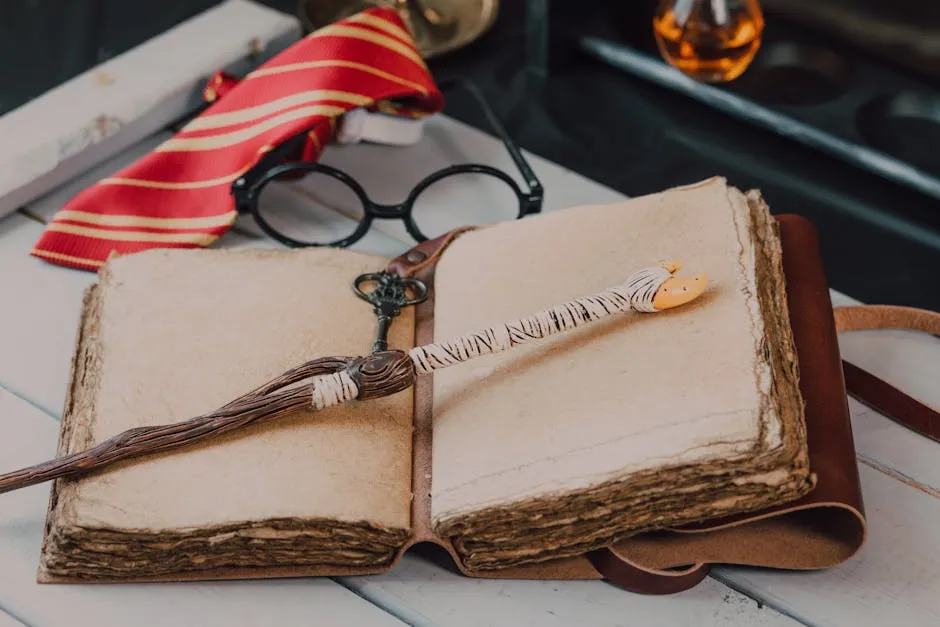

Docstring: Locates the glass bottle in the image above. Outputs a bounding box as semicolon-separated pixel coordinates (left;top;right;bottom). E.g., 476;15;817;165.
653;0;764;83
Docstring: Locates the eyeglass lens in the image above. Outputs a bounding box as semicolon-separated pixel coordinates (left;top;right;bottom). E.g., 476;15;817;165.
408;171;520;240
254;169;366;246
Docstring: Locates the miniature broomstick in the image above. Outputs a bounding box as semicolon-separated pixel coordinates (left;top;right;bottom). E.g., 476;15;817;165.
0;261;706;496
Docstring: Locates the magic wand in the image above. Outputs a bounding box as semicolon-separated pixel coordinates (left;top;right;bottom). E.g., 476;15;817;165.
0;261;705;496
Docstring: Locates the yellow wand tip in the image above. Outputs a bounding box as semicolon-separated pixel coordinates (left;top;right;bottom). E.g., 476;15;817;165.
652;273;708;310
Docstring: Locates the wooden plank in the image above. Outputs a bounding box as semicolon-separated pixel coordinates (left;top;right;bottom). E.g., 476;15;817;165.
24;132;173;223
831;293;939;416
714;463;940;625
830;291;940;491
312;115;626;245
851;397;940;496
0;213;97;417
0;0;300;218
0;612;26;627
339;555;801;627
0;388;405;627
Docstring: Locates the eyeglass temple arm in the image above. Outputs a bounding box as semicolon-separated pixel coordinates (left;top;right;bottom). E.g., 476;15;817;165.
437;77;544;206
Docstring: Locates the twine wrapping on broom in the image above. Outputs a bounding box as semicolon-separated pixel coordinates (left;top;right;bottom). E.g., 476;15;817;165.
409;263;674;375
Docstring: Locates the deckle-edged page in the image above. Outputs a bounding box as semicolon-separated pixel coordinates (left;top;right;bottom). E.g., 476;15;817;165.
42;246;415;579
429;176;810;569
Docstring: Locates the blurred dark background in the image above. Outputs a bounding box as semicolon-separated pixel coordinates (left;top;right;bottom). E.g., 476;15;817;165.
2;0;938;309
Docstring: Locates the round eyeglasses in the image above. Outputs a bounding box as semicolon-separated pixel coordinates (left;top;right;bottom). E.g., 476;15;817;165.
231;78;544;248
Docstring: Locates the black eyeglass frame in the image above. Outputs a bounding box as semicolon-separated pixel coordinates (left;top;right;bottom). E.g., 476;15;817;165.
231;77;544;248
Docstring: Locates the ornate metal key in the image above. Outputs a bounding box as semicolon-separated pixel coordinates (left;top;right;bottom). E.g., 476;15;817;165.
353;271;429;353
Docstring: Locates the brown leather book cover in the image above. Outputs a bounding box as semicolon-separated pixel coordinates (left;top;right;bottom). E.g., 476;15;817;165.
36;180;865;594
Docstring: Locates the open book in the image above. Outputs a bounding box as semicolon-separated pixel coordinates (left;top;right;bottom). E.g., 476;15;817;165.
39;177;865;590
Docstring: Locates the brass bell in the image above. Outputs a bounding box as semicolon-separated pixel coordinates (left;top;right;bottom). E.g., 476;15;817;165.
297;0;500;59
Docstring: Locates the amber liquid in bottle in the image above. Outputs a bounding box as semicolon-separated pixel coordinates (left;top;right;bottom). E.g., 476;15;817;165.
653;1;763;83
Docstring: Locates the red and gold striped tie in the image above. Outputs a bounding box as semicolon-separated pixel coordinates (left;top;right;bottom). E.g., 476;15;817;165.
32;7;444;271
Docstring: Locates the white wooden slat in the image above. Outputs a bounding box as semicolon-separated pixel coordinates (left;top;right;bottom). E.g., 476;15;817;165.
851;396;940;495
714;462;940;626
313;115;626;245
839;327;939;420
833;295;940;418
0;611;26;627
0;388;405;627
0;214;98;417
319;114;625;210
829;291;862;309
24;132;173;223
0;0;299;219
339;556;800;627
3;136;194;415
829;291;940;491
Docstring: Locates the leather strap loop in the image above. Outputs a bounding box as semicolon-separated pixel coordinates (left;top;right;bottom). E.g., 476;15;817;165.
833;304;940;337
587;549;710;595
834;303;940;443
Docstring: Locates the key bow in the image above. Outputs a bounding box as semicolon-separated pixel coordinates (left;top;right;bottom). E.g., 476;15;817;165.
353;271;428;353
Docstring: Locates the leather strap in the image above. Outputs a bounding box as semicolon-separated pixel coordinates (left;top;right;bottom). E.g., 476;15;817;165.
833;304;940;336
587;550;710;595
842;361;940;443
834;304;940;443
387;226;477;277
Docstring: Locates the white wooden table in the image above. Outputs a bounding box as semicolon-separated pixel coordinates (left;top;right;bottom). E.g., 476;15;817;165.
0;115;937;626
